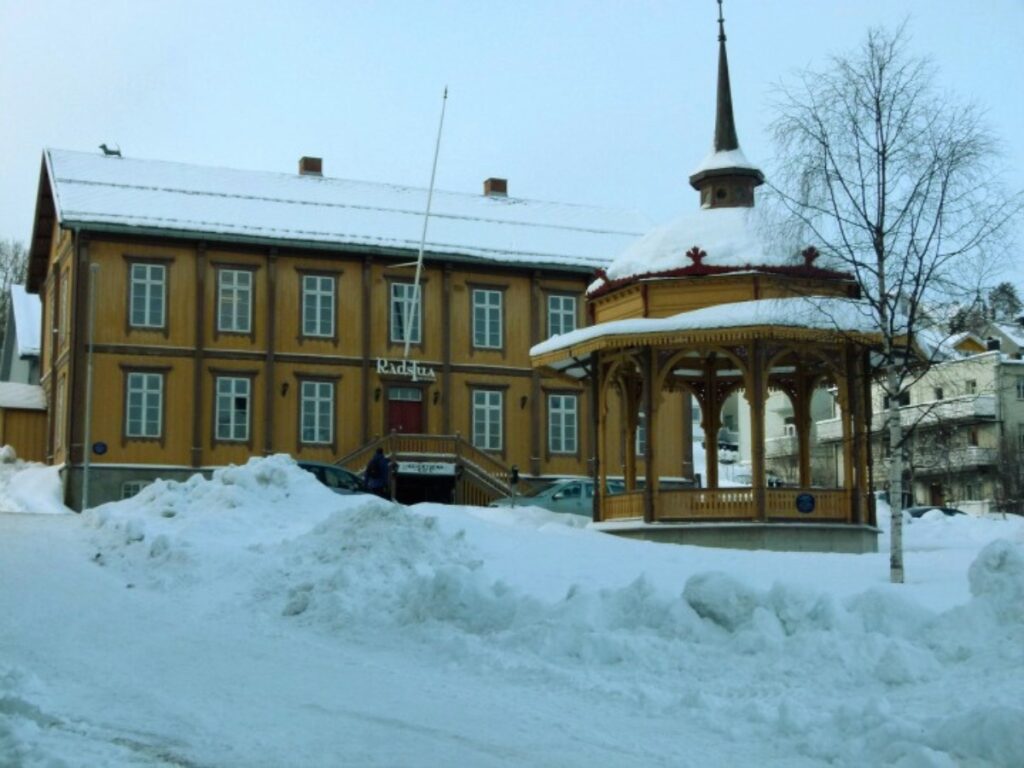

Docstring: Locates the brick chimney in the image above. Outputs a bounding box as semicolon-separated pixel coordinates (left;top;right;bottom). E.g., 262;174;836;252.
483;177;507;197
298;156;323;176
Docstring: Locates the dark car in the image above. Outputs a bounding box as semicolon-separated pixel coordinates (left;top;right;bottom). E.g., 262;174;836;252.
297;461;367;495
904;505;967;518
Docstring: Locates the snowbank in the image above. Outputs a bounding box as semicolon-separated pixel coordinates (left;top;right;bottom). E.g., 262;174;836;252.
0;448;70;515
3;454;1023;766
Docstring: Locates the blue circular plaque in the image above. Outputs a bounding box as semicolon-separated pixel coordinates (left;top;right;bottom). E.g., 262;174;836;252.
795;493;815;514
92;442;108;456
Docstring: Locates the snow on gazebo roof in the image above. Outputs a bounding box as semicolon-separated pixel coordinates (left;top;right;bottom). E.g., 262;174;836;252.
690;147;761;178
531;296;884;371
589;207;769;294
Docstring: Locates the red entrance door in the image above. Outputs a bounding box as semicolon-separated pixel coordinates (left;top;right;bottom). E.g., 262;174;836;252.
387;387;423;433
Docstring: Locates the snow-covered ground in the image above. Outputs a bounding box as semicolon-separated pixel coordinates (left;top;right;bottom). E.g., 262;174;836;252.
2;452;1023;767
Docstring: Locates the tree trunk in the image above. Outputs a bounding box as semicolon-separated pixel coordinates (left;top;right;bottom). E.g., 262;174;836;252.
887;363;904;583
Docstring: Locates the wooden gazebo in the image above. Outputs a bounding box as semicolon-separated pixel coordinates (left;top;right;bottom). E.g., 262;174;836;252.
530;8;881;552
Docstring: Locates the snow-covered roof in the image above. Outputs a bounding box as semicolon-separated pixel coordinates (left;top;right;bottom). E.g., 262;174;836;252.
992;322;1024;350
0;382;46;411
591;207;787;292
9;285;41;358
690;147;760;177
532;297;885;368
42;149;650;272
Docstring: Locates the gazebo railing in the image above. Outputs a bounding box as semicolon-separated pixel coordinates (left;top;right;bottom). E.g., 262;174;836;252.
765;489;850;521
603;490;644;520
656;488;755;520
599;487;855;523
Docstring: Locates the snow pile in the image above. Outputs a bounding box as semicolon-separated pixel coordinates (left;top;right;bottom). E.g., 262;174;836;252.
0;448;70;515
4;454;1024;766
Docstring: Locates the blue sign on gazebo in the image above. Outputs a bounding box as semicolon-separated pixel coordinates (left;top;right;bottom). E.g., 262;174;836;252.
795;493;815;514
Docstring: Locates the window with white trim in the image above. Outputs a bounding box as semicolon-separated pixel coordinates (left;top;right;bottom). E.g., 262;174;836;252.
390;283;421;344
472;289;502;349
125;371;163;438
302;275;335;337
635;410;646;456
121;481;151;500
215;376;250;441
129;263;166;328
217;269;252;333
548;394;578;454
472;389;503;451
300;380;334;444
547;295;577;337
1017;377;1024;400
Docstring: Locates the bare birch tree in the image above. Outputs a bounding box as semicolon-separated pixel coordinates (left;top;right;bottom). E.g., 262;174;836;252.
768;24;1022;582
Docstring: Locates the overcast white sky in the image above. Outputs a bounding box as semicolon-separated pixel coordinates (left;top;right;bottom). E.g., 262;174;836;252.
1;1;1021;273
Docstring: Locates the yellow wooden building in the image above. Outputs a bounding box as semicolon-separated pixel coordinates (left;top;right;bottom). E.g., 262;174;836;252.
25;151;686;507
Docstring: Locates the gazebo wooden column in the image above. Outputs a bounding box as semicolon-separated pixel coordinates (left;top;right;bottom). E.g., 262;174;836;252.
701;353;721;489
746;341;768;520
847;344;870;525
794;363;813;487
642;347;658;523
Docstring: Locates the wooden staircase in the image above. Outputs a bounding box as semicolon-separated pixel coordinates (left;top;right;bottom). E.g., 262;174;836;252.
336;433;533;506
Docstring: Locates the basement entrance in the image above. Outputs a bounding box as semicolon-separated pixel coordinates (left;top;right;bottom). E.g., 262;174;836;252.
393;461;456;504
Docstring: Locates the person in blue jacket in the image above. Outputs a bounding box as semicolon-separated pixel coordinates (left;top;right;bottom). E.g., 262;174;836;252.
364;448;391;499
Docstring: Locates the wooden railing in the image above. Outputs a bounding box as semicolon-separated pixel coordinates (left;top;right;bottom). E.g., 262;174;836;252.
654;488;756;521
603;490;644;520
335;432;536;504
766;489;850;521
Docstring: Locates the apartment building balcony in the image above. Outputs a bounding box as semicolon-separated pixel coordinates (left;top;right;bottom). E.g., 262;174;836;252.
765;433;798;458
815;394;998;443
909;445;999;473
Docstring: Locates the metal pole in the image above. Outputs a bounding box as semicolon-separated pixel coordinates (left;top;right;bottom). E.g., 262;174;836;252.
81;263;99;509
403;87;448;359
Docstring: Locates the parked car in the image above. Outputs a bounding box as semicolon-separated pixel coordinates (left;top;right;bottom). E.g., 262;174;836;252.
904;505;967;518
489;478;625;516
297;461;367;495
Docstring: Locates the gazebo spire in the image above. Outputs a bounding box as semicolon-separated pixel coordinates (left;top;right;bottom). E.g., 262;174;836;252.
689;0;764;205
713;0;740;153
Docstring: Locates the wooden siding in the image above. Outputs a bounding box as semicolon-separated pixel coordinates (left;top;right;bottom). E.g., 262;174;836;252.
0;409;47;462
40;232;598;480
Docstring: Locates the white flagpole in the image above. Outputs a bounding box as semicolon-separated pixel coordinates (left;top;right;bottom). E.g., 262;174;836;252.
404;86;448;359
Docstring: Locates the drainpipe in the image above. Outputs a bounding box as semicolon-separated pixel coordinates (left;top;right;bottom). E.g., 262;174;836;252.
81;262;99;509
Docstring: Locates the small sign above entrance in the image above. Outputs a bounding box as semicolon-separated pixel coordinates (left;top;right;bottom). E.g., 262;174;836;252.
376;358;436;382
397;461;456;476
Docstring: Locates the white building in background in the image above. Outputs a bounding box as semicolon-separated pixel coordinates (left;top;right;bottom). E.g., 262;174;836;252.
0;284;42;385
736;319;1024;515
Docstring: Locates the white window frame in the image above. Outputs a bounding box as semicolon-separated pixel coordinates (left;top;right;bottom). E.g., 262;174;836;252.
301;274;335;338
635;410;646;456
121;480;151;500
547;295;577;337
217;269;253;333
472;289;502;349
548;394;578;454
129;263;167;329
1017;377;1024;400
125;371;163;438
390;283;422;344
300;380;334;445
215;376;251;442
472;389;503;451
